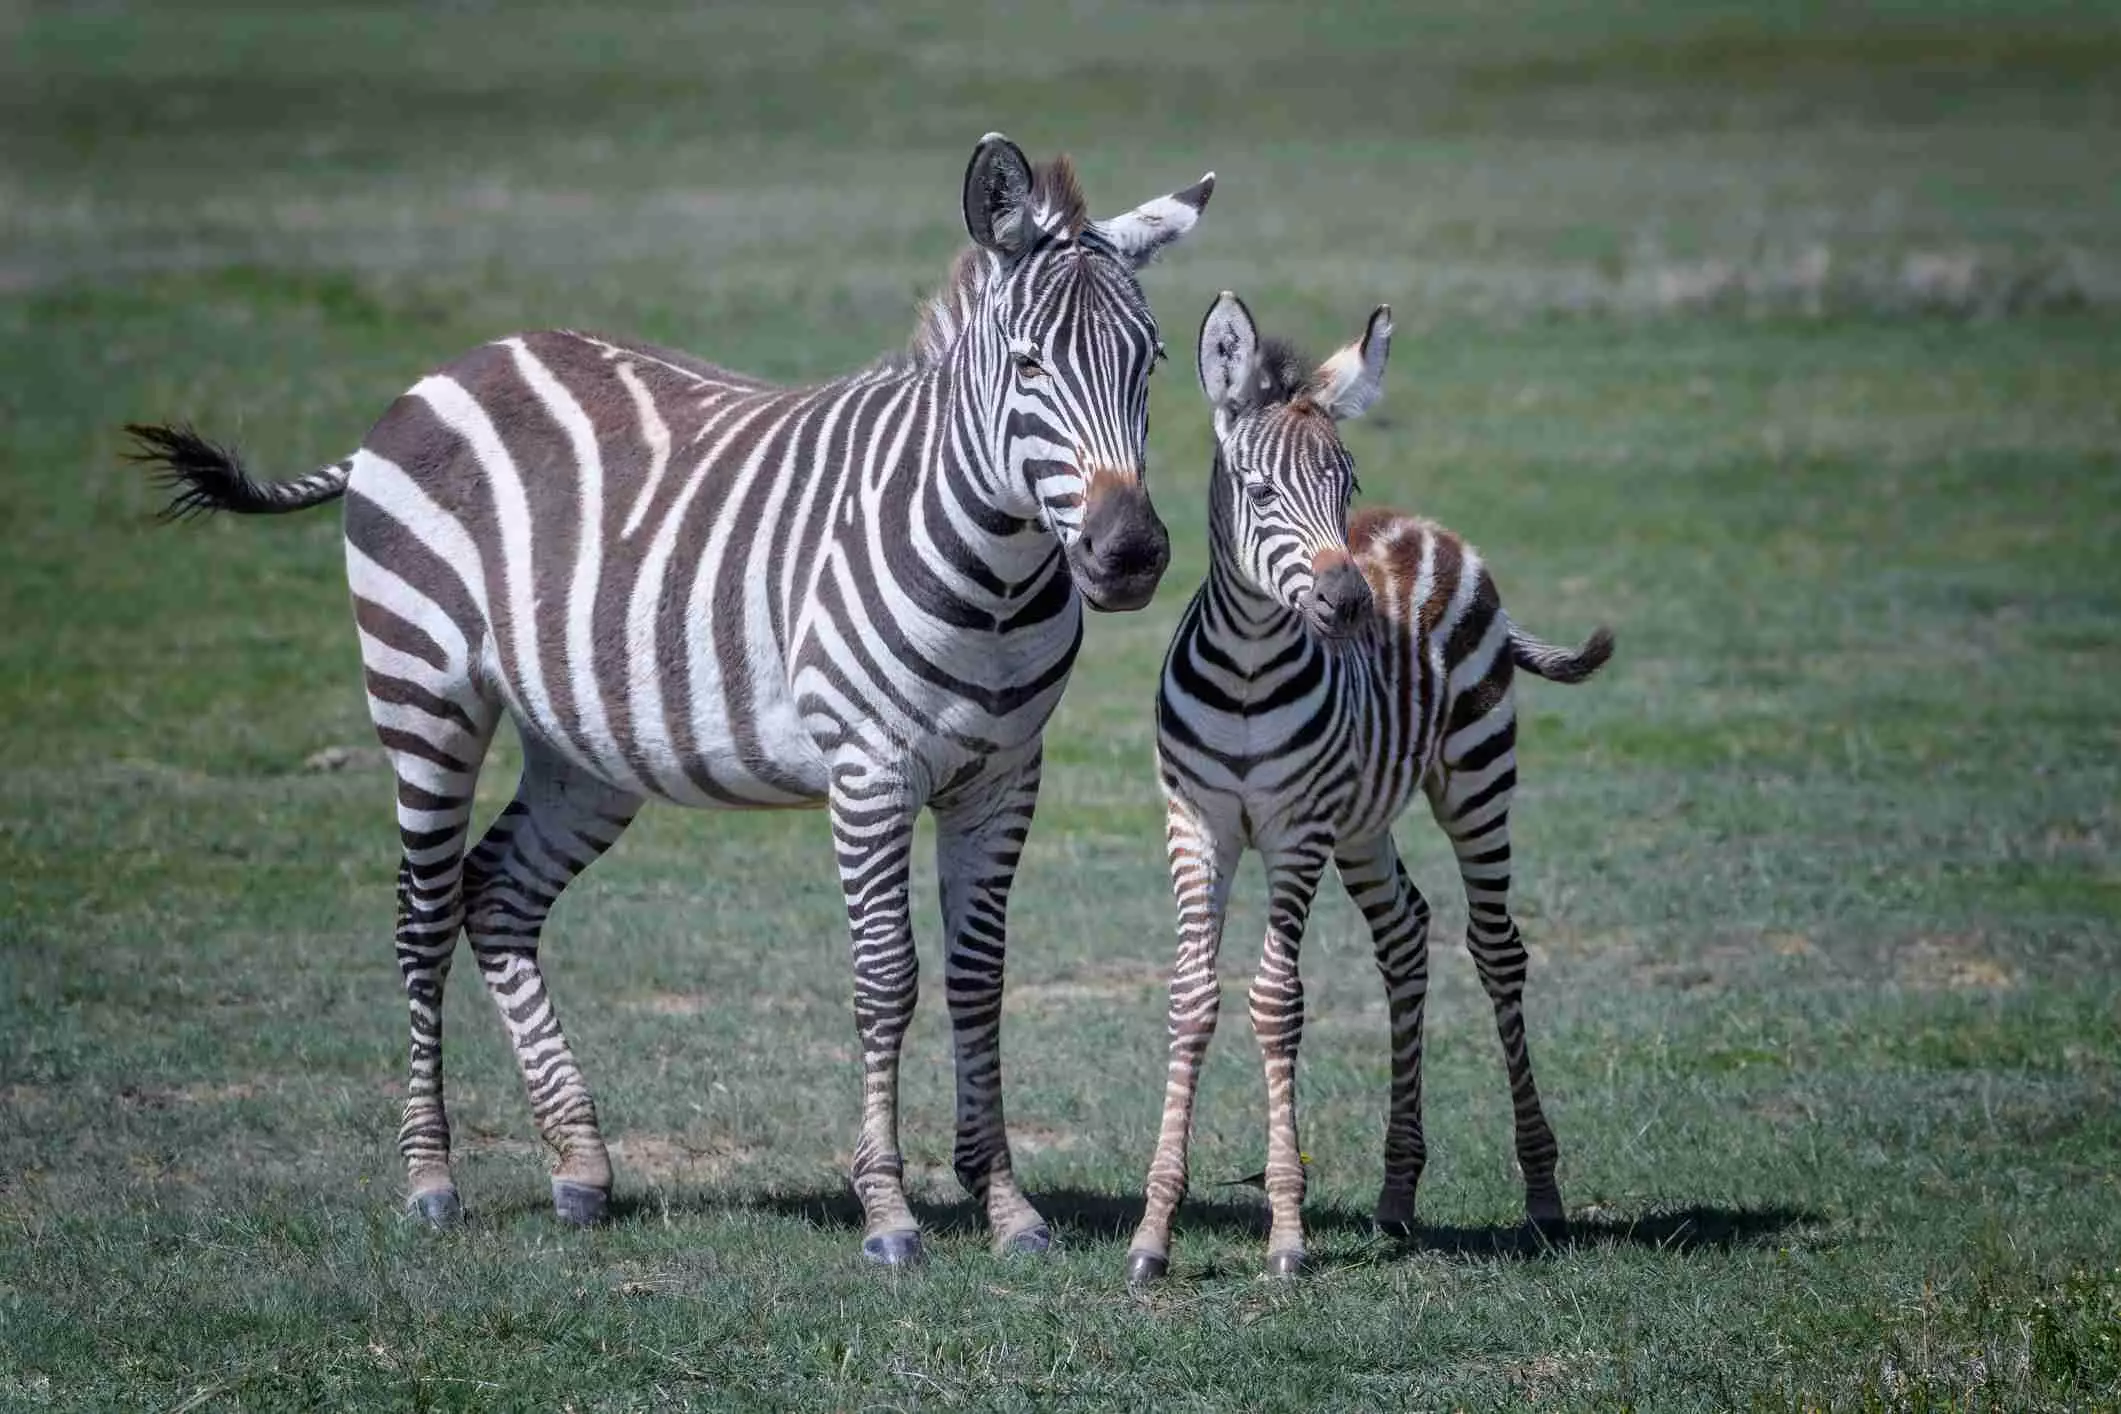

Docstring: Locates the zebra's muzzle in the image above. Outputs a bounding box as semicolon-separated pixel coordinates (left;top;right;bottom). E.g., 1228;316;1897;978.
1069;472;1169;612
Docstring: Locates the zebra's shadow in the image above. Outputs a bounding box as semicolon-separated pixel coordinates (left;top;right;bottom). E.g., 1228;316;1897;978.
617;1185;1823;1265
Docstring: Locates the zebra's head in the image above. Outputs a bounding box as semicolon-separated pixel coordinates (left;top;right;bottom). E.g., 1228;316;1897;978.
959;134;1212;613
1196;292;1394;639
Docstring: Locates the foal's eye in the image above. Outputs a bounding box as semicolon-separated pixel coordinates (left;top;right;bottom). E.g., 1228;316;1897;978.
1245;481;1279;508
1013;351;1045;381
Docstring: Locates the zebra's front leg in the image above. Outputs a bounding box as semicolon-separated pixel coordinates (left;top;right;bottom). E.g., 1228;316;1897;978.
934;747;1052;1256
1336;833;1433;1237
832;774;925;1266
1251;832;1331;1276
1124;804;1237;1285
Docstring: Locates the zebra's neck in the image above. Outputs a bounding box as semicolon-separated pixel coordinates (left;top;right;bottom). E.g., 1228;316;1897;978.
884;322;1060;599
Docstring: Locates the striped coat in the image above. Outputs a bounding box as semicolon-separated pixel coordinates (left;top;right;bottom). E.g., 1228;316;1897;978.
1124;294;1613;1282
131;135;1212;1267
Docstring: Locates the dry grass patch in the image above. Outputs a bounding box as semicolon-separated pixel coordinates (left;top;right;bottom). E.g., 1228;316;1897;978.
1005;962;1169;1015
1894;933;2019;992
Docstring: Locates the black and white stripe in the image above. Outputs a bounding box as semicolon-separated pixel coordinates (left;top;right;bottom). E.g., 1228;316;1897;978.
130;134;1212;1265
1124;294;1614;1283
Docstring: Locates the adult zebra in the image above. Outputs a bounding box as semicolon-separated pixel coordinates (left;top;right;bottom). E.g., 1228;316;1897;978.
1124;294;1612;1283
128;135;1212;1266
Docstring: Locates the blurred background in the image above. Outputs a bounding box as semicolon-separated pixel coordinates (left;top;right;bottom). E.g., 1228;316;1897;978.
3;2;2118;1407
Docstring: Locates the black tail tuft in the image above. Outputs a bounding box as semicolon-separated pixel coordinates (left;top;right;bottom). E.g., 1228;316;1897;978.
1509;623;1615;685
124;422;350;520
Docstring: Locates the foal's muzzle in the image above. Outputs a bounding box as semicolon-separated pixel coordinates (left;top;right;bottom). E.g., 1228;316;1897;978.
1305;555;1372;638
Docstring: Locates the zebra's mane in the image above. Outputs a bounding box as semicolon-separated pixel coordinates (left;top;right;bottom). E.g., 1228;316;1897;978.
903;156;1091;369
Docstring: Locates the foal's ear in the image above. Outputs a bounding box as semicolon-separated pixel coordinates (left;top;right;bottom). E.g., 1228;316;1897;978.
962;133;1036;257
1095;171;1215;270
1198;291;1260;427
1309;304;1393;422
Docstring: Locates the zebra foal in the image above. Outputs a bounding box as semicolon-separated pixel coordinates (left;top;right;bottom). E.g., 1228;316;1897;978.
1124;294;1614;1283
128;134;1212;1267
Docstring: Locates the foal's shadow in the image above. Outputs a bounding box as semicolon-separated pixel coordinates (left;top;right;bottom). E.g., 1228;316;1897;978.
622;1184;1823;1266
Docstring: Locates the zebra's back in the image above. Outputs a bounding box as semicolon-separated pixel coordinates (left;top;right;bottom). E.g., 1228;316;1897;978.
342;329;841;808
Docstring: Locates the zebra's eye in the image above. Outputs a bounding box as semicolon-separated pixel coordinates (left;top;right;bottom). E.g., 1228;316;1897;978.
1013;351;1045;381
1245;480;1279;509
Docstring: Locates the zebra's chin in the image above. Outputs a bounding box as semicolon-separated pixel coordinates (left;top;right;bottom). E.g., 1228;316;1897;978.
1073;566;1163;614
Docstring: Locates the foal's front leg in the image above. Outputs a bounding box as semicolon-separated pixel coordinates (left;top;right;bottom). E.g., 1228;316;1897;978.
1125;801;1238;1285
1250;830;1331;1275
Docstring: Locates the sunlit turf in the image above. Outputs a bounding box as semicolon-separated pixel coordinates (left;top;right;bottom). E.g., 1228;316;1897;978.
4;1;2119;1408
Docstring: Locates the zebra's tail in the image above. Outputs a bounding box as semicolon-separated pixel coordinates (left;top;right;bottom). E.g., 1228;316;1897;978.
1508;621;1615;685
125;422;351;521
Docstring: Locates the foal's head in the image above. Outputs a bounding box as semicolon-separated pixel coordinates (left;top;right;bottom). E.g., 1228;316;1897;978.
1195;292;1393;638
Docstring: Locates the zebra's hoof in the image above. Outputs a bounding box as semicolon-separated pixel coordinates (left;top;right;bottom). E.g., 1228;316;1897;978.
1265;1249;1307;1278
407;1188;464;1229
1124;1250;1169;1286
1373;1215;1419;1242
1000;1224;1055;1258
1525;1213;1571;1247
861;1230;926;1268
551;1180;610;1227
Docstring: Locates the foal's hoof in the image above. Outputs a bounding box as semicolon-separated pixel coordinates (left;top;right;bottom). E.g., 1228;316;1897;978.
1123;1250;1169;1287
1265;1249;1307;1278
407;1188;464;1229
861;1230;926;1268
1000;1225;1056;1258
1373;1213;1419;1242
551;1180;610;1227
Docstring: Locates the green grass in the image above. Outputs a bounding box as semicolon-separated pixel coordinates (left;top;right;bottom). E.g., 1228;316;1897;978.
4;0;2120;1408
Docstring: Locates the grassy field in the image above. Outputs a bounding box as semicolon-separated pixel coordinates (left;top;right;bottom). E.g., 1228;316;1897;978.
4;0;2120;1407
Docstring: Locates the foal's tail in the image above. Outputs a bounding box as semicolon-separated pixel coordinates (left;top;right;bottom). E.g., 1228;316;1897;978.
1507;620;1615;685
125;423;351;520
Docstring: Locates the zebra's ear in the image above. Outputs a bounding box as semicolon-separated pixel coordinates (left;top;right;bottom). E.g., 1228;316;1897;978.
963;133;1037;257
1309;304;1393;422
1095;171;1215;270
1198;291;1259;430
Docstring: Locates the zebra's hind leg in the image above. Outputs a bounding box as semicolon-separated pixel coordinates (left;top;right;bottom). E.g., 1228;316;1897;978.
1248;833;1332;1277
462;736;642;1227
379;689;501;1229
934;748;1052;1257
1428;701;1567;1240
1124;803;1237;1285
1335;833;1433;1239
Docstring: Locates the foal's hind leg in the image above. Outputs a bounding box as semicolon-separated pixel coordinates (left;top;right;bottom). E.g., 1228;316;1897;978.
1428;689;1566;1235
462;736;642;1226
1335;832;1433;1236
